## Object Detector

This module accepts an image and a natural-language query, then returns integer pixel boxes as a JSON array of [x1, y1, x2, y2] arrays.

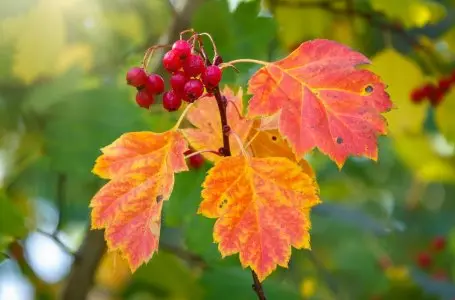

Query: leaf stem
[[173, 103, 194, 130], [251, 271, 267, 300]]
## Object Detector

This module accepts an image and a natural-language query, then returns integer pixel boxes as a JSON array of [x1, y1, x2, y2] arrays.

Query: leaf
[[181, 86, 253, 162], [368, 49, 428, 135], [0, 193, 28, 238], [436, 90, 455, 143], [199, 155, 320, 281], [90, 130, 189, 271], [247, 39, 392, 167]]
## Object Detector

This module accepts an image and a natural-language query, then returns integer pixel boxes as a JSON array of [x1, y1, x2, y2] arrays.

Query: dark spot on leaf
[[271, 136, 277, 141], [336, 137, 343, 144], [156, 195, 163, 203], [365, 85, 373, 93]]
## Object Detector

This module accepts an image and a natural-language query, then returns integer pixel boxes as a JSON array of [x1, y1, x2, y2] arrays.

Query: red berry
[[170, 71, 189, 92], [432, 236, 446, 251], [202, 65, 222, 89], [145, 74, 164, 95], [172, 40, 192, 61], [416, 252, 432, 268], [184, 150, 204, 169], [410, 88, 425, 103], [421, 83, 437, 98], [162, 90, 182, 111], [438, 77, 452, 91], [163, 50, 182, 73], [184, 79, 204, 102], [378, 256, 392, 270], [183, 54, 205, 77], [135, 90, 154, 109], [429, 88, 444, 107], [126, 67, 148, 87]]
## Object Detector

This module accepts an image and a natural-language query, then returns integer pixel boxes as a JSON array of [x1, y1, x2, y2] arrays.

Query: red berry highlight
[[432, 236, 446, 251], [135, 90, 154, 109], [145, 74, 164, 95], [170, 71, 189, 92], [202, 65, 222, 89], [183, 54, 205, 77], [126, 67, 148, 87], [172, 40, 192, 61], [184, 79, 204, 102], [162, 90, 182, 111], [184, 150, 204, 169], [416, 252, 432, 269], [163, 50, 182, 73]]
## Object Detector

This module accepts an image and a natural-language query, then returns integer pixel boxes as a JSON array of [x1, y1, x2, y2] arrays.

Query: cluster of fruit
[[415, 236, 450, 281], [410, 71, 455, 106], [126, 39, 222, 111]]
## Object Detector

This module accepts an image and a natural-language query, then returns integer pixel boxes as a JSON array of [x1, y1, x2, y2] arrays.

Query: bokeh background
[[1, 0, 455, 299]]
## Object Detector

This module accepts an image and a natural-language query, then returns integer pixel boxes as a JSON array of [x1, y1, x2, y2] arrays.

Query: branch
[[276, 0, 435, 58], [61, 1, 206, 299]]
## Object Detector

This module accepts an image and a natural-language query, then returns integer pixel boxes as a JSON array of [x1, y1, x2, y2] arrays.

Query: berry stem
[[198, 32, 219, 59], [184, 149, 221, 159], [220, 59, 269, 68], [141, 44, 171, 71], [173, 103, 194, 130]]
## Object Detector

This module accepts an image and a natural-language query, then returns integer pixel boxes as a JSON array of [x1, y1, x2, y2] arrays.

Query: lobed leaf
[[247, 39, 393, 167], [199, 155, 320, 281], [90, 130, 188, 271]]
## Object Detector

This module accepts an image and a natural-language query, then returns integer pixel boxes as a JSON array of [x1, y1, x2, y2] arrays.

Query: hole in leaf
[[271, 136, 277, 141], [336, 137, 343, 144], [365, 85, 373, 93]]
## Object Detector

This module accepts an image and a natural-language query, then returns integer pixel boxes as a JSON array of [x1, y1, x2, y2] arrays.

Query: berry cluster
[[415, 235, 450, 281], [126, 39, 222, 112], [410, 71, 455, 107]]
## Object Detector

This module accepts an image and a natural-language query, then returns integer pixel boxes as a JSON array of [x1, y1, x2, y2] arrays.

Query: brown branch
[[276, 0, 436, 58], [251, 271, 267, 300], [61, 1, 206, 299]]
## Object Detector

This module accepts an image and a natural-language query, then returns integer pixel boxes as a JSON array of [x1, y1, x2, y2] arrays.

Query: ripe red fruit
[[416, 252, 432, 268], [183, 54, 205, 77], [421, 83, 437, 98], [410, 88, 425, 103], [438, 77, 452, 91], [163, 50, 182, 73], [172, 40, 192, 60], [170, 71, 189, 92], [126, 67, 148, 87], [135, 90, 154, 109], [184, 150, 204, 169], [432, 236, 446, 251], [429, 88, 444, 107], [162, 90, 182, 111], [145, 74, 164, 95], [202, 65, 222, 89], [184, 79, 204, 102]]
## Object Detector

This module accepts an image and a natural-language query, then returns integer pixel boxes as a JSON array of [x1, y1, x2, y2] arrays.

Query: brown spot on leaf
[[336, 137, 343, 144], [365, 85, 373, 93]]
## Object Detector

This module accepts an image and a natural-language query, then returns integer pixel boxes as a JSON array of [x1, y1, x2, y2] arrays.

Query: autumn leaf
[[199, 155, 320, 281], [90, 130, 188, 271], [247, 39, 393, 167], [181, 86, 253, 162]]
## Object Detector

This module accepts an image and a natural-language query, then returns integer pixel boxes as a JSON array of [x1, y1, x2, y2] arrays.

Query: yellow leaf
[[385, 265, 410, 281], [95, 251, 131, 290], [55, 44, 93, 74], [104, 11, 145, 46], [436, 90, 455, 143], [9, 0, 66, 83], [371, 0, 445, 28], [368, 49, 427, 135]]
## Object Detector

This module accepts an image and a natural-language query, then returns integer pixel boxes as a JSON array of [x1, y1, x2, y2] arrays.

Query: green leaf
[[0, 193, 27, 238], [436, 90, 455, 143], [185, 215, 223, 264]]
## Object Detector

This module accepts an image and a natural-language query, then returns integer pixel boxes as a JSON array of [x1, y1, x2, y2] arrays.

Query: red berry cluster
[[415, 236, 450, 282], [410, 71, 455, 107], [126, 39, 222, 111]]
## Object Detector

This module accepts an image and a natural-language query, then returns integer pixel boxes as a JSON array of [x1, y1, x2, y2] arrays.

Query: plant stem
[[251, 271, 267, 300], [213, 86, 266, 300]]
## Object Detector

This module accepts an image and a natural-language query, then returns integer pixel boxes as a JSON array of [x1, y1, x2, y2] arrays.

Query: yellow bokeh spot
[[300, 277, 316, 298], [385, 265, 409, 281]]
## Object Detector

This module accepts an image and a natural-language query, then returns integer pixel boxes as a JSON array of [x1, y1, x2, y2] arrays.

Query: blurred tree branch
[[61, 1, 206, 299]]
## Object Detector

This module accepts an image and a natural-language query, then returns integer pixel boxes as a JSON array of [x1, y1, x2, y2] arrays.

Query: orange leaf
[[90, 130, 188, 271], [181, 86, 253, 162], [247, 39, 392, 167], [199, 155, 320, 281]]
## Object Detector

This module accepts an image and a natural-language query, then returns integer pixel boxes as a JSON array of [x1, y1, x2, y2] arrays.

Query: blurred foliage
[[1, 0, 455, 299]]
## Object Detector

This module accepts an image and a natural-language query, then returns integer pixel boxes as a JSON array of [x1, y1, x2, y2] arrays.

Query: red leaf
[[247, 39, 392, 167]]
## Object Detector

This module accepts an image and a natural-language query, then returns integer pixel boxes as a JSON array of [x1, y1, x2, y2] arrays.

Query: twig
[[251, 271, 267, 300], [53, 173, 67, 235], [36, 229, 76, 257], [160, 243, 207, 268]]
